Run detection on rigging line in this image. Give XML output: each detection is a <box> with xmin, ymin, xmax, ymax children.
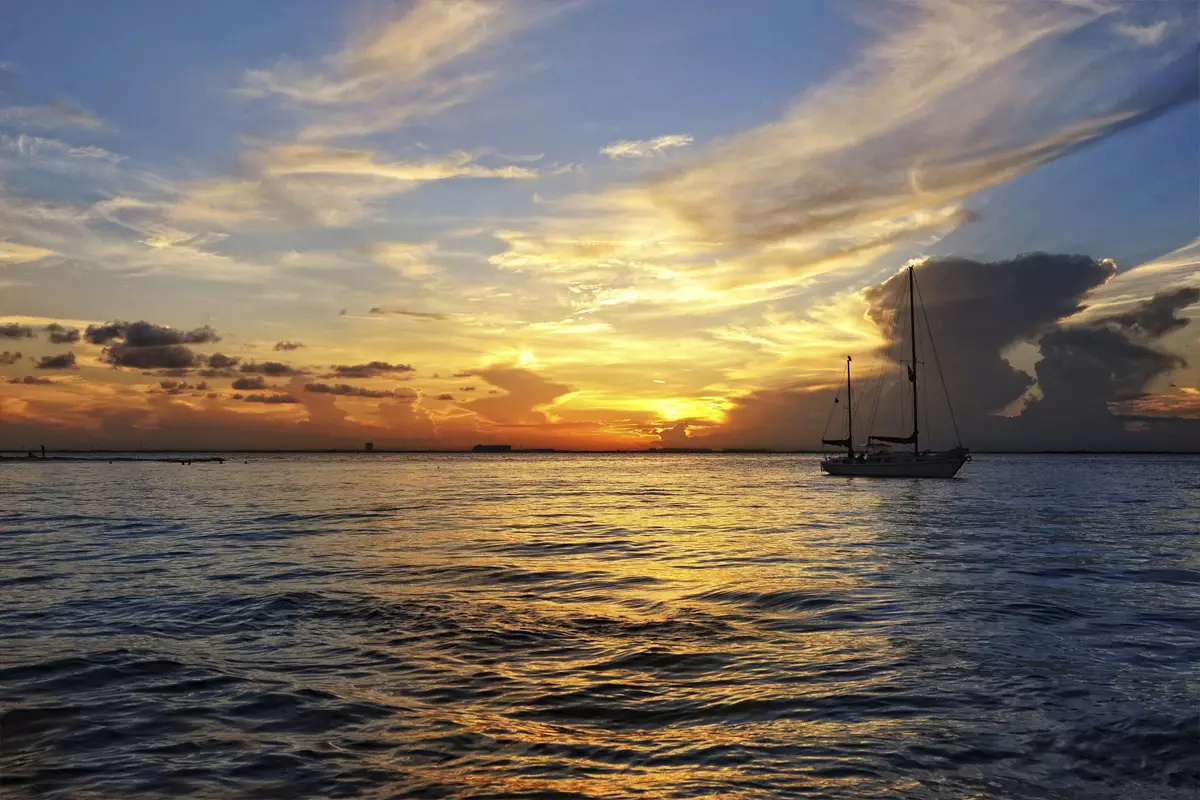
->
<box><xmin>914</xmin><ymin>272</ymin><xmax>962</xmax><ymax>446</ymax></box>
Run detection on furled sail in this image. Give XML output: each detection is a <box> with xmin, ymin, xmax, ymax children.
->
<box><xmin>869</xmin><ymin>432</ymin><xmax>917</xmax><ymax>444</ymax></box>
<box><xmin>821</xmin><ymin>437</ymin><xmax>852</xmax><ymax>447</ymax></box>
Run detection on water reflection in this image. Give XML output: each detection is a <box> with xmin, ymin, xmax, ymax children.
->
<box><xmin>1</xmin><ymin>454</ymin><xmax>1198</xmax><ymax>798</ymax></box>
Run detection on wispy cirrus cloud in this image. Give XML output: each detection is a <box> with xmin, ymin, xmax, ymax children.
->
<box><xmin>0</xmin><ymin>240</ymin><xmax>56</xmax><ymax>264</ymax></box>
<box><xmin>369</xmin><ymin>307</ymin><xmax>447</xmax><ymax>320</ymax></box>
<box><xmin>600</xmin><ymin>134</ymin><xmax>694</xmax><ymax>160</ymax></box>
<box><xmin>649</xmin><ymin>0</ymin><xmax>1197</xmax><ymax>247</ymax></box>
<box><xmin>241</xmin><ymin>0</ymin><xmax>546</xmax><ymax>140</ymax></box>
<box><xmin>492</xmin><ymin>0</ymin><xmax>1197</xmax><ymax>316</ymax></box>
<box><xmin>168</xmin><ymin>144</ymin><xmax>539</xmax><ymax>229</ymax></box>
<box><xmin>0</xmin><ymin>99</ymin><xmax>104</xmax><ymax>131</ymax></box>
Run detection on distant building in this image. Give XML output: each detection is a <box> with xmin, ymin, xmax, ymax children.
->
<box><xmin>365</xmin><ymin>442</ymin><xmax>374</xmax><ymax>452</ymax></box>
<box><xmin>472</xmin><ymin>444</ymin><xmax>512</xmax><ymax>453</ymax></box>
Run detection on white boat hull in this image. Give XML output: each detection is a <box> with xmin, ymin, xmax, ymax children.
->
<box><xmin>821</xmin><ymin>452</ymin><xmax>967</xmax><ymax>478</ymax></box>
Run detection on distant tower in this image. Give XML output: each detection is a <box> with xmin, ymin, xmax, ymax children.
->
<box><xmin>365</xmin><ymin>442</ymin><xmax>374</xmax><ymax>452</ymax></box>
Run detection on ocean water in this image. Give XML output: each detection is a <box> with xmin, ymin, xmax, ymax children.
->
<box><xmin>1</xmin><ymin>453</ymin><xmax>1198</xmax><ymax>799</ymax></box>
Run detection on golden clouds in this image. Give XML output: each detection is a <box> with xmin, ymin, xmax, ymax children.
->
<box><xmin>241</xmin><ymin>0</ymin><xmax>543</xmax><ymax>140</ymax></box>
<box><xmin>0</xmin><ymin>241</ymin><xmax>56</xmax><ymax>264</ymax></box>
<box><xmin>169</xmin><ymin>145</ymin><xmax>539</xmax><ymax>230</ymax></box>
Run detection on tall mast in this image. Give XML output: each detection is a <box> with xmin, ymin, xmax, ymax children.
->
<box><xmin>908</xmin><ymin>265</ymin><xmax>919</xmax><ymax>454</ymax></box>
<box><xmin>846</xmin><ymin>356</ymin><xmax>853</xmax><ymax>458</ymax></box>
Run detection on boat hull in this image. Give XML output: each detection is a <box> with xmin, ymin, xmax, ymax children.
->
<box><xmin>821</xmin><ymin>453</ymin><xmax>967</xmax><ymax>478</ymax></box>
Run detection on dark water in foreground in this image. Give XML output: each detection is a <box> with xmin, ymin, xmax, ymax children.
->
<box><xmin>2</xmin><ymin>454</ymin><xmax>1198</xmax><ymax>799</ymax></box>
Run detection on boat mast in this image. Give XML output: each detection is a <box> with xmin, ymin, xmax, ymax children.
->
<box><xmin>908</xmin><ymin>265</ymin><xmax>919</xmax><ymax>454</ymax></box>
<box><xmin>846</xmin><ymin>356</ymin><xmax>854</xmax><ymax>458</ymax></box>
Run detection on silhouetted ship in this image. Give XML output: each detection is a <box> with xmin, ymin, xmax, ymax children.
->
<box><xmin>821</xmin><ymin>265</ymin><xmax>970</xmax><ymax>478</ymax></box>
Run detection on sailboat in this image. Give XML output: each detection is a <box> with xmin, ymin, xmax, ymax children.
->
<box><xmin>821</xmin><ymin>264</ymin><xmax>970</xmax><ymax>478</ymax></box>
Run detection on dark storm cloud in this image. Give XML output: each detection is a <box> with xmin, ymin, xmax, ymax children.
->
<box><xmin>231</xmin><ymin>375</ymin><xmax>269</xmax><ymax>390</ymax></box>
<box><xmin>0</xmin><ymin>350</ymin><xmax>23</xmax><ymax>364</ymax></box>
<box><xmin>238</xmin><ymin>361</ymin><xmax>307</xmax><ymax>376</ymax></box>
<box><xmin>303</xmin><ymin>382</ymin><xmax>396</xmax><ymax>398</ymax></box>
<box><xmin>103</xmin><ymin>344</ymin><xmax>201</xmax><ymax>370</ymax></box>
<box><xmin>369</xmin><ymin>308</ymin><xmax>447</xmax><ymax>320</ymax></box>
<box><xmin>35</xmin><ymin>351</ymin><xmax>77</xmax><ymax>370</ymax></box>
<box><xmin>240</xmin><ymin>393</ymin><xmax>300</xmax><ymax>404</ymax></box>
<box><xmin>44</xmin><ymin>323</ymin><xmax>80</xmax><ymax>344</ymax></box>
<box><xmin>273</xmin><ymin>340</ymin><xmax>304</xmax><ymax>351</ymax></box>
<box><xmin>864</xmin><ymin>253</ymin><xmax>1117</xmax><ymax>416</ymax></box>
<box><xmin>85</xmin><ymin>320</ymin><xmax>220</xmax><ymax>347</ymax></box>
<box><xmin>0</xmin><ymin>323</ymin><xmax>36</xmax><ymax>339</ymax></box>
<box><xmin>9</xmin><ymin>375</ymin><xmax>55</xmax><ymax>385</ymax></box>
<box><xmin>1034</xmin><ymin>326</ymin><xmax>1183</xmax><ymax>404</ymax></box>
<box><xmin>698</xmin><ymin>258</ymin><xmax>1198</xmax><ymax>453</ymax></box>
<box><xmin>1096</xmin><ymin>287</ymin><xmax>1200</xmax><ymax>338</ymax></box>
<box><xmin>1021</xmin><ymin>287</ymin><xmax>1199</xmax><ymax>430</ymax></box>
<box><xmin>327</xmin><ymin>361</ymin><xmax>414</xmax><ymax>378</ymax></box>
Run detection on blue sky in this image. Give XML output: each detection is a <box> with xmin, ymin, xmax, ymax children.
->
<box><xmin>0</xmin><ymin>0</ymin><xmax>1197</xmax><ymax>450</ymax></box>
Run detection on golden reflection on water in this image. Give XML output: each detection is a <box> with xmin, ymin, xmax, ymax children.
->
<box><xmin>304</xmin><ymin>454</ymin><xmax>913</xmax><ymax>795</ymax></box>
<box><xmin>9</xmin><ymin>454</ymin><xmax>1194</xmax><ymax>797</ymax></box>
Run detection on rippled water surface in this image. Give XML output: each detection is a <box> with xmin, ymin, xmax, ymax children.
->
<box><xmin>2</xmin><ymin>454</ymin><xmax>1198</xmax><ymax>798</ymax></box>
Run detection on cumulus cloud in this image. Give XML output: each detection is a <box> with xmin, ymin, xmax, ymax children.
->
<box><xmin>103</xmin><ymin>344</ymin><xmax>202</xmax><ymax>370</ymax></box>
<box><xmin>44</xmin><ymin>323</ymin><xmax>80</xmax><ymax>344</ymax></box>
<box><xmin>157</xmin><ymin>379</ymin><xmax>209</xmax><ymax>395</ymax></box>
<box><xmin>863</xmin><ymin>253</ymin><xmax>1118</xmax><ymax>418</ymax></box>
<box><xmin>197</xmin><ymin>353</ymin><xmax>242</xmax><ymax>377</ymax></box>
<box><xmin>0</xmin><ymin>350</ymin><xmax>22</xmax><ymax>364</ymax></box>
<box><xmin>9</xmin><ymin>375</ymin><xmax>55</xmax><ymax>385</ymax></box>
<box><xmin>83</xmin><ymin>320</ymin><xmax>221</xmax><ymax>371</ymax></box>
<box><xmin>35</xmin><ymin>351</ymin><xmax>76</xmax><ymax>370</ymax></box>
<box><xmin>231</xmin><ymin>375</ymin><xmax>270</xmax><ymax>391</ymax></box>
<box><xmin>0</xmin><ymin>323</ymin><xmax>35</xmax><ymax>339</ymax></box>
<box><xmin>239</xmin><ymin>393</ymin><xmax>300</xmax><ymax>404</ymax></box>
<box><xmin>206</xmin><ymin>353</ymin><xmax>240</xmax><ymax>369</ymax></box>
<box><xmin>84</xmin><ymin>320</ymin><xmax>220</xmax><ymax>347</ymax></box>
<box><xmin>327</xmin><ymin>361</ymin><xmax>414</xmax><ymax>378</ymax></box>
<box><xmin>436</xmin><ymin>393</ymin><xmax>455</xmax><ymax>401</ymax></box>
<box><xmin>239</xmin><ymin>361</ymin><xmax>307</xmax><ymax>376</ymax></box>
<box><xmin>304</xmin><ymin>382</ymin><xmax>397</xmax><ymax>398</ymax></box>
<box><xmin>600</xmin><ymin>134</ymin><xmax>694</xmax><ymax>160</ymax></box>
<box><xmin>273</xmin><ymin>340</ymin><xmax>304</xmax><ymax>351</ymax></box>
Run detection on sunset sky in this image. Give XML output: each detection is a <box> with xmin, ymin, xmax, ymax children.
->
<box><xmin>1</xmin><ymin>0</ymin><xmax>1197</xmax><ymax>451</ymax></box>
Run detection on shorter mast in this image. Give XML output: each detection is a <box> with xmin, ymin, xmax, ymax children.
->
<box><xmin>820</xmin><ymin>356</ymin><xmax>855</xmax><ymax>456</ymax></box>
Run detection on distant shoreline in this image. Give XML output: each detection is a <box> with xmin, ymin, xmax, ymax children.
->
<box><xmin>2</xmin><ymin>449</ymin><xmax>1198</xmax><ymax>457</ymax></box>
